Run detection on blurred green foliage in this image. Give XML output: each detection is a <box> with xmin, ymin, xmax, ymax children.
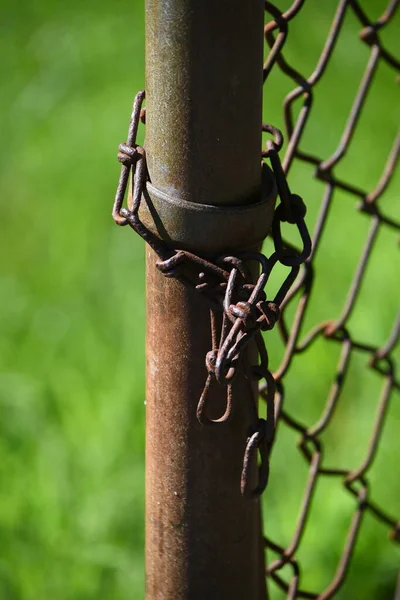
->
<box><xmin>0</xmin><ymin>0</ymin><xmax>398</xmax><ymax>598</ymax></box>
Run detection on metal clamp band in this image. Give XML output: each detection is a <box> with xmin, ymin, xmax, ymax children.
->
<box><xmin>137</xmin><ymin>162</ymin><xmax>277</xmax><ymax>254</ymax></box>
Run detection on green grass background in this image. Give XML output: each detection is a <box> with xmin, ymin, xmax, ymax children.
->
<box><xmin>0</xmin><ymin>0</ymin><xmax>399</xmax><ymax>598</ymax></box>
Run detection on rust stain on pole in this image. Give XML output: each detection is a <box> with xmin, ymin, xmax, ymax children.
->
<box><xmin>145</xmin><ymin>1</ymin><xmax>266</xmax><ymax>599</ymax></box>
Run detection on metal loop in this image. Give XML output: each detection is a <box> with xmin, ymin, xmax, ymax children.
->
<box><xmin>241</xmin><ymin>368</ymin><xmax>276</xmax><ymax>499</ymax></box>
<box><xmin>196</xmin><ymin>377</ymin><xmax>235</xmax><ymax>426</ymax></box>
<box><xmin>262</xmin><ymin>123</ymin><xmax>284</xmax><ymax>155</ymax></box>
<box><xmin>241</xmin><ymin>419</ymin><xmax>269</xmax><ymax>498</ymax></box>
<box><xmin>112</xmin><ymin>91</ymin><xmax>146</xmax><ymax>227</ymax></box>
<box><xmin>272</xmin><ymin>208</ymin><xmax>312</xmax><ymax>266</ymax></box>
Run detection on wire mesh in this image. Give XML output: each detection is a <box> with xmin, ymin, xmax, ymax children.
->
<box><xmin>262</xmin><ymin>1</ymin><xmax>400</xmax><ymax>597</ymax></box>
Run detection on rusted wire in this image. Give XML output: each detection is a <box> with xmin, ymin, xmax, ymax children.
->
<box><xmin>113</xmin><ymin>0</ymin><xmax>399</xmax><ymax>597</ymax></box>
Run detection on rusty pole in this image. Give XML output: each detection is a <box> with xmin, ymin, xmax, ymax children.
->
<box><xmin>144</xmin><ymin>2</ymin><xmax>268</xmax><ymax>599</ymax></box>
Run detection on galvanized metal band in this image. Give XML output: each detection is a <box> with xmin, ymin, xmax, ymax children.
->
<box><xmin>138</xmin><ymin>162</ymin><xmax>277</xmax><ymax>254</ymax></box>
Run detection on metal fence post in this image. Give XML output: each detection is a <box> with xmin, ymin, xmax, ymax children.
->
<box><xmin>144</xmin><ymin>1</ymin><xmax>268</xmax><ymax>599</ymax></box>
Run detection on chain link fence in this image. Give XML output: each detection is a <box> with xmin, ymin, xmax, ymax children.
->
<box><xmin>262</xmin><ymin>1</ymin><xmax>399</xmax><ymax>598</ymax></box>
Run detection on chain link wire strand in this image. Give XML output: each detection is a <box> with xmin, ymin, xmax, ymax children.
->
<box><xmin>112</xmin><ymin>0</ymin><xmax>399</xmax><ymax>597</ymax></box>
